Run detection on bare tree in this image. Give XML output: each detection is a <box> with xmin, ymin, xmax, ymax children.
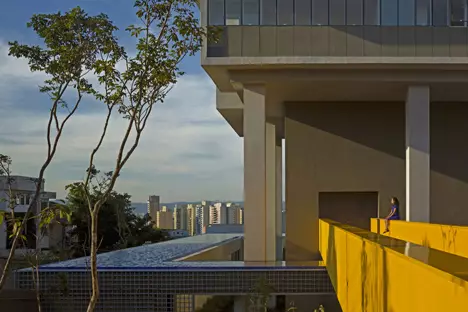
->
<box><xmin>78</xmin><ymin>1</ymin><xmax>211</xmax><ymax>310</ymax></box>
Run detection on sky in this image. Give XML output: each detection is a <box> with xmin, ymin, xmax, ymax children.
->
<box><xmin>0</xmin><ymin>0</ymin><xmax>244</xmax><ymax>203</ymax></box>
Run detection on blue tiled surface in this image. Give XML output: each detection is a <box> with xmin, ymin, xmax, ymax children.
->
<box><xmin>19</xmin><ymin>233</ymin><xmax>323</xmax><ymax>272</ymax></box>
<box><xmin>36</xmin><ymin>234</ymin><xmax>241</xmax><ymax>270</ymax></box>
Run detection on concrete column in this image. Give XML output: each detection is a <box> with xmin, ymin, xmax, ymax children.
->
<box><xmin>276</xmin><ymin>139</ymin><xmax>283</xmax><ymax>261</ymax></box>
<box><xmin>243</xmin><ymin>85</ymin><xmax>277</xmax><ymax>262</ymax></box>
<box><xmin>406</xmin><ymin>86</ymin><xmax>430</xmax><ymax>222</ymax></box>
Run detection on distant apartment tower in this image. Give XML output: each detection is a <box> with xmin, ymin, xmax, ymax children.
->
<box><xmin>195</xmin><ymin>204</ymin><xmax>210</xmax><ymax>235</ymax></box>
<box><xmin>155</xmin><ymin>206</ymin><xmax>173</xmax><ymax>230</ymax></box>
<box><xmin>173</xmin><ymin>206</ymin><xmax>187</xmax><ymax>231</ymax></box>
<box><xmin>147</xmin><ymin>195</ymin><xmax>160</xmax><ymax>222</ymax></box>
<box><xmin>186</xmin><ymin>204</ymin><xmax>196</xmax><ymax>236</ymax></box>
<box><xmin>227</xmin><ymin>204</ymin><xmax>244</xmax><ymax>225</ymax></box>
<box><xmin>209</xmin><ymin>202</ymin><xmax>227</xmax><ymax>225</ymax></box>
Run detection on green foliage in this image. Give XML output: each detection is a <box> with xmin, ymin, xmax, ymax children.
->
<box><xmin>65</xmin><ymin>181</ymin><xmax>166</xmax><ymax>257</ymax></box>
<box><xmin>8</xmin><ymin>7</ymin><xmax>122</xmax><ymax>100</ymax></box>
<box><xmin>249</xmin><ymin>277</ymin><xmax>277</xmax><ymax>312</ymax></box>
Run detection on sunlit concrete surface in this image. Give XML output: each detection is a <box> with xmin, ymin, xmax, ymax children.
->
<box><xmin>320</xmin><ymin>219</ymin><xmax>468</xmax><ymax>312</ymax></box>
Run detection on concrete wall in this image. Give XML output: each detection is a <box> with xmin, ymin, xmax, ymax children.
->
<box><xmin>208</xmin><ymin>26</ymin><xmax>468</xmax><ymax>58</ymax></box>
<box><xmin>285</xmin><ymin>102</ymin><xmax>468</xmax><ymax>260</ymax></box>
<box><xmin>177</xmin><ymin>238</ymin><xmax>243</xmax><ymax>261</ymax></box>
<box><xmin>430</xmin><ymin>102</ymin><xmax>468</xmax><ymax>225</ymax></box>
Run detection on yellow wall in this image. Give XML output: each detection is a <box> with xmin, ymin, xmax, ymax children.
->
<box><xmin>320</xmin><ymin>219</ymin><xmax>468</xmax><ymax>312</ymax></box>
<box><xmin>371</xmin><ymin>218</ymin><xmax>468</xmax><ymax>259</ymax></box>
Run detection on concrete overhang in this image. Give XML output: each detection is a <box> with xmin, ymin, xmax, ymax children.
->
<box><xmin>216</xmin><ymin>87</ymin><xmax>244</xmax><ymax>136</ymax></box>
<box><xmin>205</xmin><ymin>59</ymin><xmax>468</xmax><ymax>138</ymax></box>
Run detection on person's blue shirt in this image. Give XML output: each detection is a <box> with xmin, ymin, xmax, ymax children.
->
<box><xmin>389</xmin><ymin>204</ymin><xmax>400</xmax><ymax>220</ymax></box>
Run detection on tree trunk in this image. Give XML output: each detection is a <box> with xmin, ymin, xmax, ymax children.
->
<box><xmin>86</xmin><ymin>211</ymin><xmax>99</xmax><ymax>312</ymax></box>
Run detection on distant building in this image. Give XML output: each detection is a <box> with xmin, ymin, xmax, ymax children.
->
<box><xmin>227</xmin><ymin>204</ymin><xmax>243</xmax><ymax>225</ymax></box>
<box><xmin>195</xmin><ymin>204</ymin><xmax>210</xmax><ymax>235</ymax></box>
<box><xmin>173</xmin><ymin>206</ymin><xmax>187</xmax><ymax>231</ymax></box>
<box><xmin>186</xmin><ymin>204</ymin><xmax>196</xmax><ymax>236</ymax></box>
<box><xmin>209</xmin><ymin>202</ymin><xmax>227</xmax><ymax>225</ymax></box>
<box><xmin>147</xmin><ymin>195</ymin><xmax>160</xmax><ymax>222</ymax></box>
<box><xmin>155</xmin><ymin>206</ymin><xmax>173</xmax><ymax>230</ymax></box>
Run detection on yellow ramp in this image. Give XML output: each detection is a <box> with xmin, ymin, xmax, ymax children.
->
<box><xmin>370</xmin><ymin>218</ymin><xmax>468</xmax><ymax>259</ymax></box>
<box><xmin>320</xmin><ymin>219</ymin><xmax>468</xmax><ymax>312</ymax></box>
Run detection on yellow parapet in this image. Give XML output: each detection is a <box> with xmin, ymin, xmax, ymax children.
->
<box><xmin>320</xmin><ymin>219</ymin><xmax>468</xmax><ymax>312</ymax></box>
<box><xmin>370</xmin><ymin>218</ymin><xmax>468</xmax><ymax>259</ymax></box>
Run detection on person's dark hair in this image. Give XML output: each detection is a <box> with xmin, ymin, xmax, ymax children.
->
<box><xmin>391</xmin><ymin>197</ymin><xmax>399</xmax><ymax>207</ymax></box>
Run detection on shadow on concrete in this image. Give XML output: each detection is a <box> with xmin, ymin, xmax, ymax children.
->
<box><xmin>326</xmin><ymin>225</ymin><xmax>338</xmax><ymax>297</ymax></box>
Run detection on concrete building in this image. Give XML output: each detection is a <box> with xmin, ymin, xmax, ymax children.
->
<box><xmin>227</xmin><ymin>203</ymin><xmax>243</xmax><ymax>225</ymax></box>
<box><xmin>0</xmin><ymin>176</ymin><xmax>57</xmax><ymax>257</ymax></box>
<box><xmin>201</xmin><ymin>0</ymin><xmax>468</xmax><ymax>310</ymax></box>
<box><xmin>12</xmin><ymin>2</ymin><xmax>468</xmax><ymax>311</ymax></box>
<box><xmin>147</xmin><ymin>195</ymin><xmax>160</xmax><ymax>222</ymax></box>
<box><xmin>209</xmin><ymin>202</ymin><xmax>227</xmax><ymax>225</ymax></box>
<box><xmin>195</xmin><ymin>204</ymin><xmax>210</xmax><ymax>235</ymax></box>
<box><xmin>186</xmin><ymin>204</ymin><xmax>197</xmax><ymax>236</ymax></box>
<box><xmin>173</xmin><ymin>206</ymin><xmax>187</xmax><ymax>231</ymax></box>
<box><xmin>202</xmin><ymin>0</ymin><xmax>468</xmax><ymax>260</ymax></box>
<box><xmin>155</xmin><ymin>206</ymin><xmax>174</xmax><ymax>230</ymax></box>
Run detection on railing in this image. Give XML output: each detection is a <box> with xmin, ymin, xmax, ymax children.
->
<box><xmin>206</xmin><ymin>25</ymin><xmax>468</xmax><ymax>58</ymax></box>
<box><xmin>319</xmin><ymin>218</ymin><xmax>468</xmax><ymax>312</ymax></box>
<box><xmin>371</xmin><ymin>218</ymin><xmax>468</xmax><ymax>258</ymax></box>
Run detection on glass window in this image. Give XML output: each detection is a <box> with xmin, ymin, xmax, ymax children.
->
<box><xmin>243</xmin><ymin>0</ymin><xmax>260</xmax><ymax>25</ymax></box>
<box><xmin>330</xmin><ymin>0</ymin><xmax>346</xmax><ymax>25</ymax></box>
<box><xmin>312</xmin><ymin>0</ymin><xmax>329</xmax><ymax>25</ymax></box>
<box><xmin>381</xmin><ymin>0</ymin><xmax>398</xmax><ymax>25</ymax></box>
<box><xmin>364</xmin><ymin>0</ymin><xmax>380</xmax><ymax>25</ymax></box>
<box><xmin>295</xmin><ymin>0</ymin><xmax>312</xmax><ymax>25</ymax></box>
<box><xmin>347</xmin><ymin>0</ymin><xmax>363</xmax><ymax>25</ymax></box>
<box><xmin>278</xmin><ymin>0</ymin><xmax>294</xmax><ymax>25</ymax></box>
<box><xmin>433</xmin><ymin>0</ymin><xmax>449</xmax><ymax>25</ymax></box>
<box><xmin>226</xmin><ymin>0</ymin><xmax>242</xmax><ymax>25</ymax></box>
<box><xmin>399</xmin><ymin>0</ymin><xmax>415</xmax><ymax>25</ymax></box>
<box><xmin>450</xmin><ymin>0</ymin><xmax>468</xmax><ymax>26</ymax></box>
<box><xmin>416</xmin><ymin>0</ymin><xmax>432</xmax><ymax>25</ymax></box>
<box><xmin>261</xmin><ymin>0</ymin><xmax>276</xmax><ymax>25</ymax></box>
<box><xmin>209</xmin><ymin>0</ymin><xmax>225</xmax><ymax>25</ymax></box>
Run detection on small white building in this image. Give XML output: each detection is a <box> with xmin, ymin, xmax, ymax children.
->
<box><xmin>0</xmin><ymin>175</ymin><xmax>60</xmax><ymax>257</ymax></box>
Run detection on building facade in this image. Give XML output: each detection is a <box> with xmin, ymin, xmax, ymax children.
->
<box><xmin>202</xmin><ymin>0</ymin><xmax>468</xmax><ymax>264</ymax></box>
<box><xmin>155</xmin><ymin>206</ymin><xmax>174</xmax><ymax>230</ymax></box>
<box><xmin>195</xmin><ymin>204</ymin><xmax>210</xmax><ymax>235</ymax></box>
<box><xmin>0</xmin><ymin>176</ymin><xmax>57</xmax><ymax>257</ymax></box>
<box><xmin>227</xmin><ymin>203</ymin><xmax>244</xmax><ymax>225</ymax></box>
<box><xmin>147</xmin><ymin>195</ymin><xmax>160</xmax><ymax>222</ymax></box>
<box><xmin>209</xmin><ymin>202</ymin><xmax>228</xmax><ymax>225</ymax></box>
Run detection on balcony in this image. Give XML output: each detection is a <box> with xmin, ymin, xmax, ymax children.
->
<box><xmin>207</xmin><ymin>26</ymin><xmax>468</xmax><ymax>59</ymax></box>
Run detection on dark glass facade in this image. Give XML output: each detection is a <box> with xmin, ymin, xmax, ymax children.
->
<box><xmin>208</xmin><ymin>0</ymin><xmax>468</xmax><ymax>26</ymax></box>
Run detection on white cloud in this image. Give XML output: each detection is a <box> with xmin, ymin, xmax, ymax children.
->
<box><xmin>0</xmin><ymin>41</ymin><xmax>243</xmax><ymax>202</ymax></box>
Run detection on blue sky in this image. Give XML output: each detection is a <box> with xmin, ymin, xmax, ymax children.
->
<box><xmin>0</xmin><ymin>0</ymin><xmax>244</xmax><ymax>202</ymax></box>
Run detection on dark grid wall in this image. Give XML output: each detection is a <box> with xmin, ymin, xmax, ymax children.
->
<box><xmin>15</xmin><ymin>269</ymin><xmax>334</xmax><ymax>312</ymax></box>
<box><xmin>208</xmin><ymin>0</ymin><xmax>468</xmax><ymax>27</ymax></box>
